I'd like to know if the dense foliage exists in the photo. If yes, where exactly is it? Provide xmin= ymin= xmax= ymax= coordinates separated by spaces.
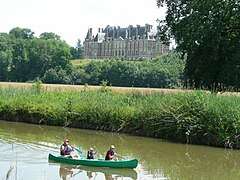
xmin=0 ymin=27 xmax=85 ymax=82
xmin=71 ymin=52 xmax=185 ymax=88
xmin=0 ymin=28 xmax=72 ymax=82
xmin=1 ymin=85 xmax=240 ymax=149
xmin=157 ymin=0 xmax=240 ymax=91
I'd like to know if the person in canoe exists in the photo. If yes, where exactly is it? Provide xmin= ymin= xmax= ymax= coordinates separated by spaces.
xmin=105 ymin=145 xmax=115 ymax=160
xmin=60 ymin=139 xmax=79 ymax=158
xmin=87 ymin=147 xmax=97 ymax=159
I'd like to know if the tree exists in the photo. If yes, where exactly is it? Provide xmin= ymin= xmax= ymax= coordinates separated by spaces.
xmin=9 ymin=27 xmax=34 ymax=39
xmin=156 ymin=0 xmax=240 ymax=91
xmin=39 ymin=32 xmax=61 ymax=40
xmin=42 ymin=68 xmax=71 ymax=84
xmin=0 ymin=28 xmax=73 ymax=82
xmin=26 ymin=38 xmax=52 ymax=79
xmin=51 ymin=40 xmax=72 ymax=69
xmin=70 ymin=39 xmax=84 ymax=59
xmin=42 ymin=68 xmax=58 ymax=83
xmin=0 ymin=34 xmax=12 ymax=81
xmin=10 ymin=38 xmax=31 ymax=81
xmin=0 ymin=51 xmax=11 ymax=81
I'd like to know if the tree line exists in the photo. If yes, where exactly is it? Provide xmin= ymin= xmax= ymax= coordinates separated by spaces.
xmin=43 ymin=52 xmax=185 ymax=88
xmin=76 ymin=53 xmax=184 ymax=88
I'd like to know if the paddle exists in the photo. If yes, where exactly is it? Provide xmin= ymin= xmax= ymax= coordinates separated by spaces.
xmin=115 ymin=153 xmax=127 ymax=159
xmin=73 ymin=147 xmax=83 ymax=155
xmin=94 ymin=146 xmax=103 ymax=158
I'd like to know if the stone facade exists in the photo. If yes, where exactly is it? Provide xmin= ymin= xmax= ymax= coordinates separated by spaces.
xmin=84 ymin=24 xmax=169 ymax=60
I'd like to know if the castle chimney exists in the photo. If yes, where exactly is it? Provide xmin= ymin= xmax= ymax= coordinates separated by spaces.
xmin=136 ymin=25 xmax=140 ymax=39
xmin=87 ymin=28 xmax=92 ymax=40
xmin=113 ymin=26 xmax=116 ymax=39
xmin=117 ymin=26 xmax=120 ymax=38
xmin=128 ymin=25 xmax=133 ymax=39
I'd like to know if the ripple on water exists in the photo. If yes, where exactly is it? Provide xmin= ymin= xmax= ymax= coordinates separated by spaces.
xmin=0 ymin=139 xmax=58 ymax=164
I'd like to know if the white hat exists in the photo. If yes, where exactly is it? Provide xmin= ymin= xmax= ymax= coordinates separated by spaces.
xmin=110 ymin=145 xmax=115 ymax=149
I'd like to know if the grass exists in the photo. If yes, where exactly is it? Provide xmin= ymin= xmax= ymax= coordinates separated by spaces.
xmin=71 ymin=59 xmax=102 ymax=67
xmin=71 ymin=58 xmax=143 ymax=67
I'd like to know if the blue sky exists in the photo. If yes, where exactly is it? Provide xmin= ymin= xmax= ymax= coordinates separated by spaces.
xmin=0 ymin=0 xmax=166 ymax=46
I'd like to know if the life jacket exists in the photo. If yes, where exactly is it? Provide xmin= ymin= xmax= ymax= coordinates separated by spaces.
xmin=105 ymin=149 xmax=114 ymax=160
xmin=87 ymin=151 xmax=94 ymax=159
xmin=60 ymin=144 xmax=71 ymax=155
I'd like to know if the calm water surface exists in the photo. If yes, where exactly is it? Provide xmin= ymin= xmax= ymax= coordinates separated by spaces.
xmin=1 ymin=120 xmax=240 ymax=180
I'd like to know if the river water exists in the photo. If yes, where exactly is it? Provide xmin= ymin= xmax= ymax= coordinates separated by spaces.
xmin=1 ymin=120 xmax=240 ymax=180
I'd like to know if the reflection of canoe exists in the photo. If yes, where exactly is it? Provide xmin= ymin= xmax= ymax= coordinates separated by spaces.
xmin=49 ymin=153 xmax=138 ymax=168
xmin=77 ymin=165 xmax=138 ymax=179
xmin=59 ymin=163 xmax=138 ymax=179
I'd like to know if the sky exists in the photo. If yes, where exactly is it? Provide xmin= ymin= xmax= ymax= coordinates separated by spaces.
xmin=0 ymin=0 xmax=166 ymax=47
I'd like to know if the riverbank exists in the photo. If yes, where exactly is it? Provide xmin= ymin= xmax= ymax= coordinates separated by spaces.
xmin=0 ymin=82 xmax=240 ymax=149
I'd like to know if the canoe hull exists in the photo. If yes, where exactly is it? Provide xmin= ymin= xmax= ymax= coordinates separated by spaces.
xmin=48 ymin=154 xmax=138 ymax=168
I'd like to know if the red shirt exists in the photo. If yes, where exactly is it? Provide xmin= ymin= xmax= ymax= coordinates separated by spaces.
xmin=105 ymin=149 xmax=114 ymax=160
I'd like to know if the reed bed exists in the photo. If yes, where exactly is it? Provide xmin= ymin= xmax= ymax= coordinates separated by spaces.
xmin=0 ymin=85 xmax=240 ymax=149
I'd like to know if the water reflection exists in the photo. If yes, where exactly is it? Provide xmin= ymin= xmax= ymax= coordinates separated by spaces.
xmin=57 ymin=164 xmax=137 ymax=180
xmin=59 ymin=164 xmax=85 ymax=180
xmin=79 ymin=165 xmax=137 ymax=179
xmin=59 ymin=164 xmax=74 ymax=180
xmin=86 ymin=171 xmax=94 ymax=179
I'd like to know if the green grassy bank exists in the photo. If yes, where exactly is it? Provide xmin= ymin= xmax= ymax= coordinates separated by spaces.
xmin=0 ymin=85 xmax=240 ymax=149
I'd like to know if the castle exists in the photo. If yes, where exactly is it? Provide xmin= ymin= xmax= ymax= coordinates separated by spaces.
xmin=84 ymin=24 xmax=169 ymax=60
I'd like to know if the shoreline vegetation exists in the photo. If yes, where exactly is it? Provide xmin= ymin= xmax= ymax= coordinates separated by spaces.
xmin=0 ymin=82 xmax=240 ymax=149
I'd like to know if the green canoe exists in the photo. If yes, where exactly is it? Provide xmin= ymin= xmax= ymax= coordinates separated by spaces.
xmin=49 ymin=154 xmax=138 ymax=168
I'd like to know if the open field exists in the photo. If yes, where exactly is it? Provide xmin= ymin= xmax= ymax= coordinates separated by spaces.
xmin=0 ymin=82 xmax=189 ymax=94
xmin=1 ymin=82 xmax=239 ymax=97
